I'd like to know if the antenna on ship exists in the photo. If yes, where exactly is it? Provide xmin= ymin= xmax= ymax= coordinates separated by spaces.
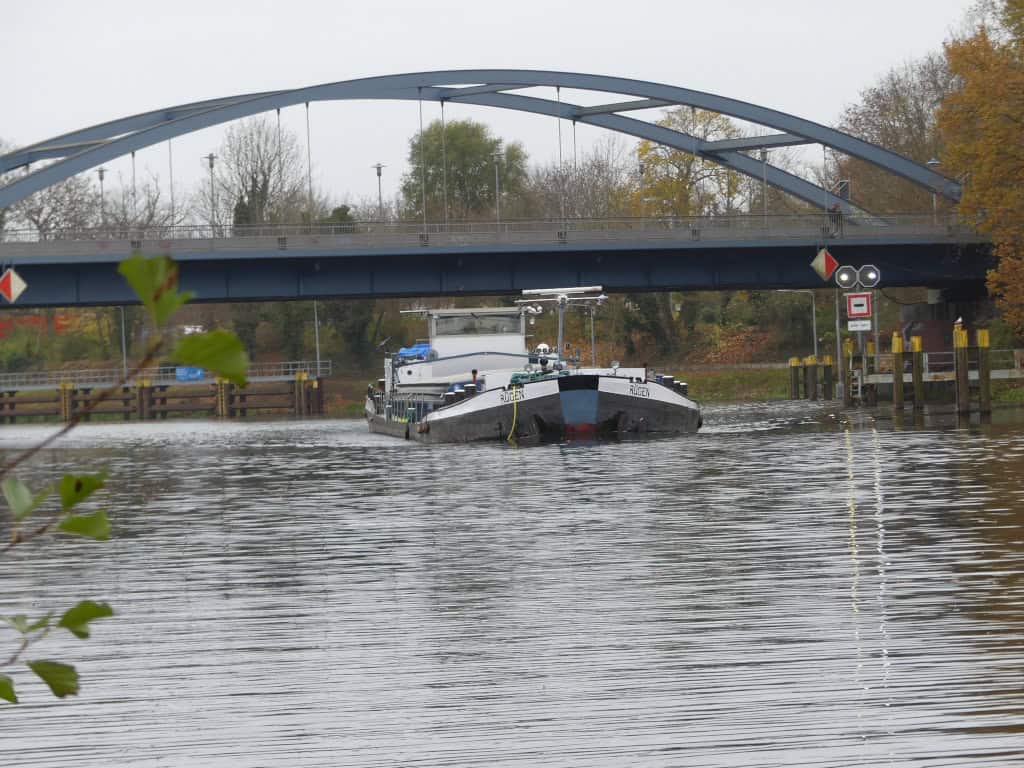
xmin=518 ymin=286 xmax=605 ymax=365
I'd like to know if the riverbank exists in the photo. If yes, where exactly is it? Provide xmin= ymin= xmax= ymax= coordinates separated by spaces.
xmin=324 ymin=367 xmax=794 ymax=417
xmin=325 ymin=366 xmax=1024 ymax=417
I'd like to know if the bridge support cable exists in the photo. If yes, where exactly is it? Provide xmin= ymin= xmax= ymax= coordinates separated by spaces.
xmin=572 ymin=119 xmax=578 ymax=218
xmin=440 ymin=99 xmax=449 ymax=226
xmin=168 ymin=139 xmax=175 ymax=225
xmin=418 ymin=87 xmax=427 ymax=233
xmin=305 ymin=102 xmax=314 ymax=220
xmin=0 ymin=70 xmax=962 ymax=213
xmin=556 ymin=86 xmax=566 ymax=225
xmin=276 ymin=108 xmax=283 ymax=204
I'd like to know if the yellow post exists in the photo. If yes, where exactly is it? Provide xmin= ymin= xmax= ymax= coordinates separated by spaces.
xmin=822 ymin=354 xmax=834 ymax=400
xmin=59 ymin=381 xmax=74 ymax=422
xmin=789 ymin=356 xmax=801 ymax=399
xmin=911 ymin=335 xmax=925 ymax=409
xmin=295 ymin=371 xmax=309 ymax=415
xmin=977 ymin=328 xmax=991 ymax=414
xmin=311 ymin=377 xmax=322 ymax=415
xmin=954 ymin=322 xmax=970 ymax=414
xmin=804 ymin=355 xmax=818 ymax=400
xmin=843 ymin=338 xmax=855 ymax=406
xmin=215 ymin=377 xmax=226 ymax=418
xmin=892 ymin=332 xmax=905 ymax=409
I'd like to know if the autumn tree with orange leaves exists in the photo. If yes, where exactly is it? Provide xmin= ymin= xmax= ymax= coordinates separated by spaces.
xmin=939 ymin=0 xmax=1024 ymax=332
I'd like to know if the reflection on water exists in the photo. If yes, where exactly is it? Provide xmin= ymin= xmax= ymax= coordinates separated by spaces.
xmin=1 ymin=402 xmax=1023 ymax=767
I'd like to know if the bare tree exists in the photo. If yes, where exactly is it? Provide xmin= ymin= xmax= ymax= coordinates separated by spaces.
xmin=213 ymin=116 xmax=309 ymax=226
xmin=9 ymin=171 xmax=99 ymax=239
xmin=521 ymin=136 xmax=637 ymax=219
xmin=344 ymin=193 xmax=400 ymax=223
xmin=103 ymin=172 xmax=182 ymax=234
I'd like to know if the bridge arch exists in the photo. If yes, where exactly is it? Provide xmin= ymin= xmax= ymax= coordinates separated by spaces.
xmin=0 ymin=69 xmax=960 ymax=214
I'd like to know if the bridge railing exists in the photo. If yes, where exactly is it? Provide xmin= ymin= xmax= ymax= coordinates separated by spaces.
xmin=0 ymin=360 xmax=332 ymax=391
xmin=0 ymin=213 xmax=980 ymax=251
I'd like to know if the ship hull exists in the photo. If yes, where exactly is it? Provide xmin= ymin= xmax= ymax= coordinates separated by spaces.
xmin=367 ymin=374 xmax=701 ymax=444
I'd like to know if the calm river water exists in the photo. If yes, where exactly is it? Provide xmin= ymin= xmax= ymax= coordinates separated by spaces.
xmin=1 ymin=402 xmax=1023 ymax=767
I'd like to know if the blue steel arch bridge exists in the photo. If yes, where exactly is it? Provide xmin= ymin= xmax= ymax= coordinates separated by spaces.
xmin=0 ymin=69 xmax=989 ymax=308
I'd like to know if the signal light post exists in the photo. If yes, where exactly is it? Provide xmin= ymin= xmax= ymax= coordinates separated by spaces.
xmin=834 ymin=264 xmax=883 ymax=404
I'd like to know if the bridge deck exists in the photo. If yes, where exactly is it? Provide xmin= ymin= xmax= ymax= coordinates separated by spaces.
xmin=0 ymin=215 xmax=992 ymax=307
xmin=0 ymin=214 xmax=985 ymax=263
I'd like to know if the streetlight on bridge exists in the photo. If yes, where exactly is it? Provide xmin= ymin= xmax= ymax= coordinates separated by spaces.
xmin=204 ymin=153 xmax=217 ymax=232
xmin=927 ymin=157 xmax=941 ymax=225
xmin=97 ymin=167 xmax=107 ymax=228
xmin=493 ymin=150 xmax=503 ymax=229
xmin=372 ymin=163 xmax=386 ymax=222
xmin=760 ymin=148 xmax=768 ymax=223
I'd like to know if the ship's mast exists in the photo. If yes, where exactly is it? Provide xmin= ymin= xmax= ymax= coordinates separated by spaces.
xmin=519 ymin=286 xmax=606 ymax=365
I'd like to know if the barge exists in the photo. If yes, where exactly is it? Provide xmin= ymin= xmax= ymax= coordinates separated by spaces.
xmin=365 ymin=287 xmax=702 ymax=443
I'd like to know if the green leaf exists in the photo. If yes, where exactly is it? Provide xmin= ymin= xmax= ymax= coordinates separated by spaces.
xmin=2 ymin=477 xmax=52 ymax=522
xmin=174 ymin=329 xmax=249 ymax=386
xmin=58 ymin=510 xmax=110 ymax=541
xmin=118 ymin=254 xmax=193 ymax=326
xmin=27 ymin=660 xmax=78 ymax=698
xmin=0 ymin=675 xmax=17 ymax=704
xmin=58 ymin=601 xmax=114 ymax=639
xmin=58 ymin=473 xmax=106 ymax=511
xmin=2 ymin=614 xmax=29 ymax=634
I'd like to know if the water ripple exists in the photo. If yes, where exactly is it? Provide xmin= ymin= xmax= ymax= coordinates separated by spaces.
xmin=1 ymin=405 xmax=1022 ymax=766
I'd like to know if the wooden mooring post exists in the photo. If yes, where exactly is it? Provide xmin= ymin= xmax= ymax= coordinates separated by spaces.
xmin=59 ymin=381 xmax=74 ymax=422
xmin=911 ymin=336 xmax=925 ymax=410
xmin=804 ymin=356 xmax=818 ymax=401
xmin=789 ymin=357 xmax=801 ymax=399
xmin=954 ymin=322 xmax=970 ymax=414
xmin=312 ymin=377 xmax=324 ymax=415
xmin=136 ymin=379 xmax=152 ymax=420
xmin=294 ymin=371 xmax=309 ymax=415
xmin=843 ymin=338 xmax=854 ymax=407
xmin=215 ymin=378 xmax=229 ymax=418
xmin=822 ymin=355 xmax=834 ymax=401
xmin=891 ymin=332 xmax=905 ymax=410
xmin=978 ymin=329 xmax=992 ymax=414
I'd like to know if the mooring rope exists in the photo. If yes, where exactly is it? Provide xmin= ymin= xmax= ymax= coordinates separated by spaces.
xmin=506 ymin=387 xmax=519 ymax=443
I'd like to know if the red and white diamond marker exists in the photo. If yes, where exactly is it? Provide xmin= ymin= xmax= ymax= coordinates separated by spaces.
xmin=0 ymin=267 xmax=27 ymax=303
xmin=810 ymin=248 xmax=838 ymax=281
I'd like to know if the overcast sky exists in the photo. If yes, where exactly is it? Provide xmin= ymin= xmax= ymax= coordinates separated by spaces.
xmin=4 ymin=0 xmax=977 ymax=210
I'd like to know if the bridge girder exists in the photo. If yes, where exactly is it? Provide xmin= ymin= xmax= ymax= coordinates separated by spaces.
xmin=0 ymin=69 xmax=961 ymax=212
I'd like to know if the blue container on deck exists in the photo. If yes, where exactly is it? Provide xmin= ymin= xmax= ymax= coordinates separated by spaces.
xmin=397 ymin=343 xmax=431 ymax=360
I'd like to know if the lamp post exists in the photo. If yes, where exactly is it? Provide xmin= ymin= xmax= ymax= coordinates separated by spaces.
xmin=927 ymin=158 xmax=941 ymax=225
xmin=204 ymin=153 xmax=217 ymax=232
xmin=372 ymin=163 xmax=386 ymax=222
xmin=97 ymin=167 xmax=106 ymax=228
xmin=760 ymin=147 xmax=768 ymax=224
xmin=778 ymin=289 xmax=818 ymax=359
xmin=637 ymin=162 xmax=646 ymax=219
xmin=313 ymin=299 xmax=321 ymax=374
xmin=119 ymin=306 xmax=128 ymax=378
xmin=493 ymin=151 xmax=502 ymax=229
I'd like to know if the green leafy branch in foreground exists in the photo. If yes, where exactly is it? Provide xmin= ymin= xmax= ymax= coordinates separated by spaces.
xmin=0 ymin=253 xmax=249 ymax=704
